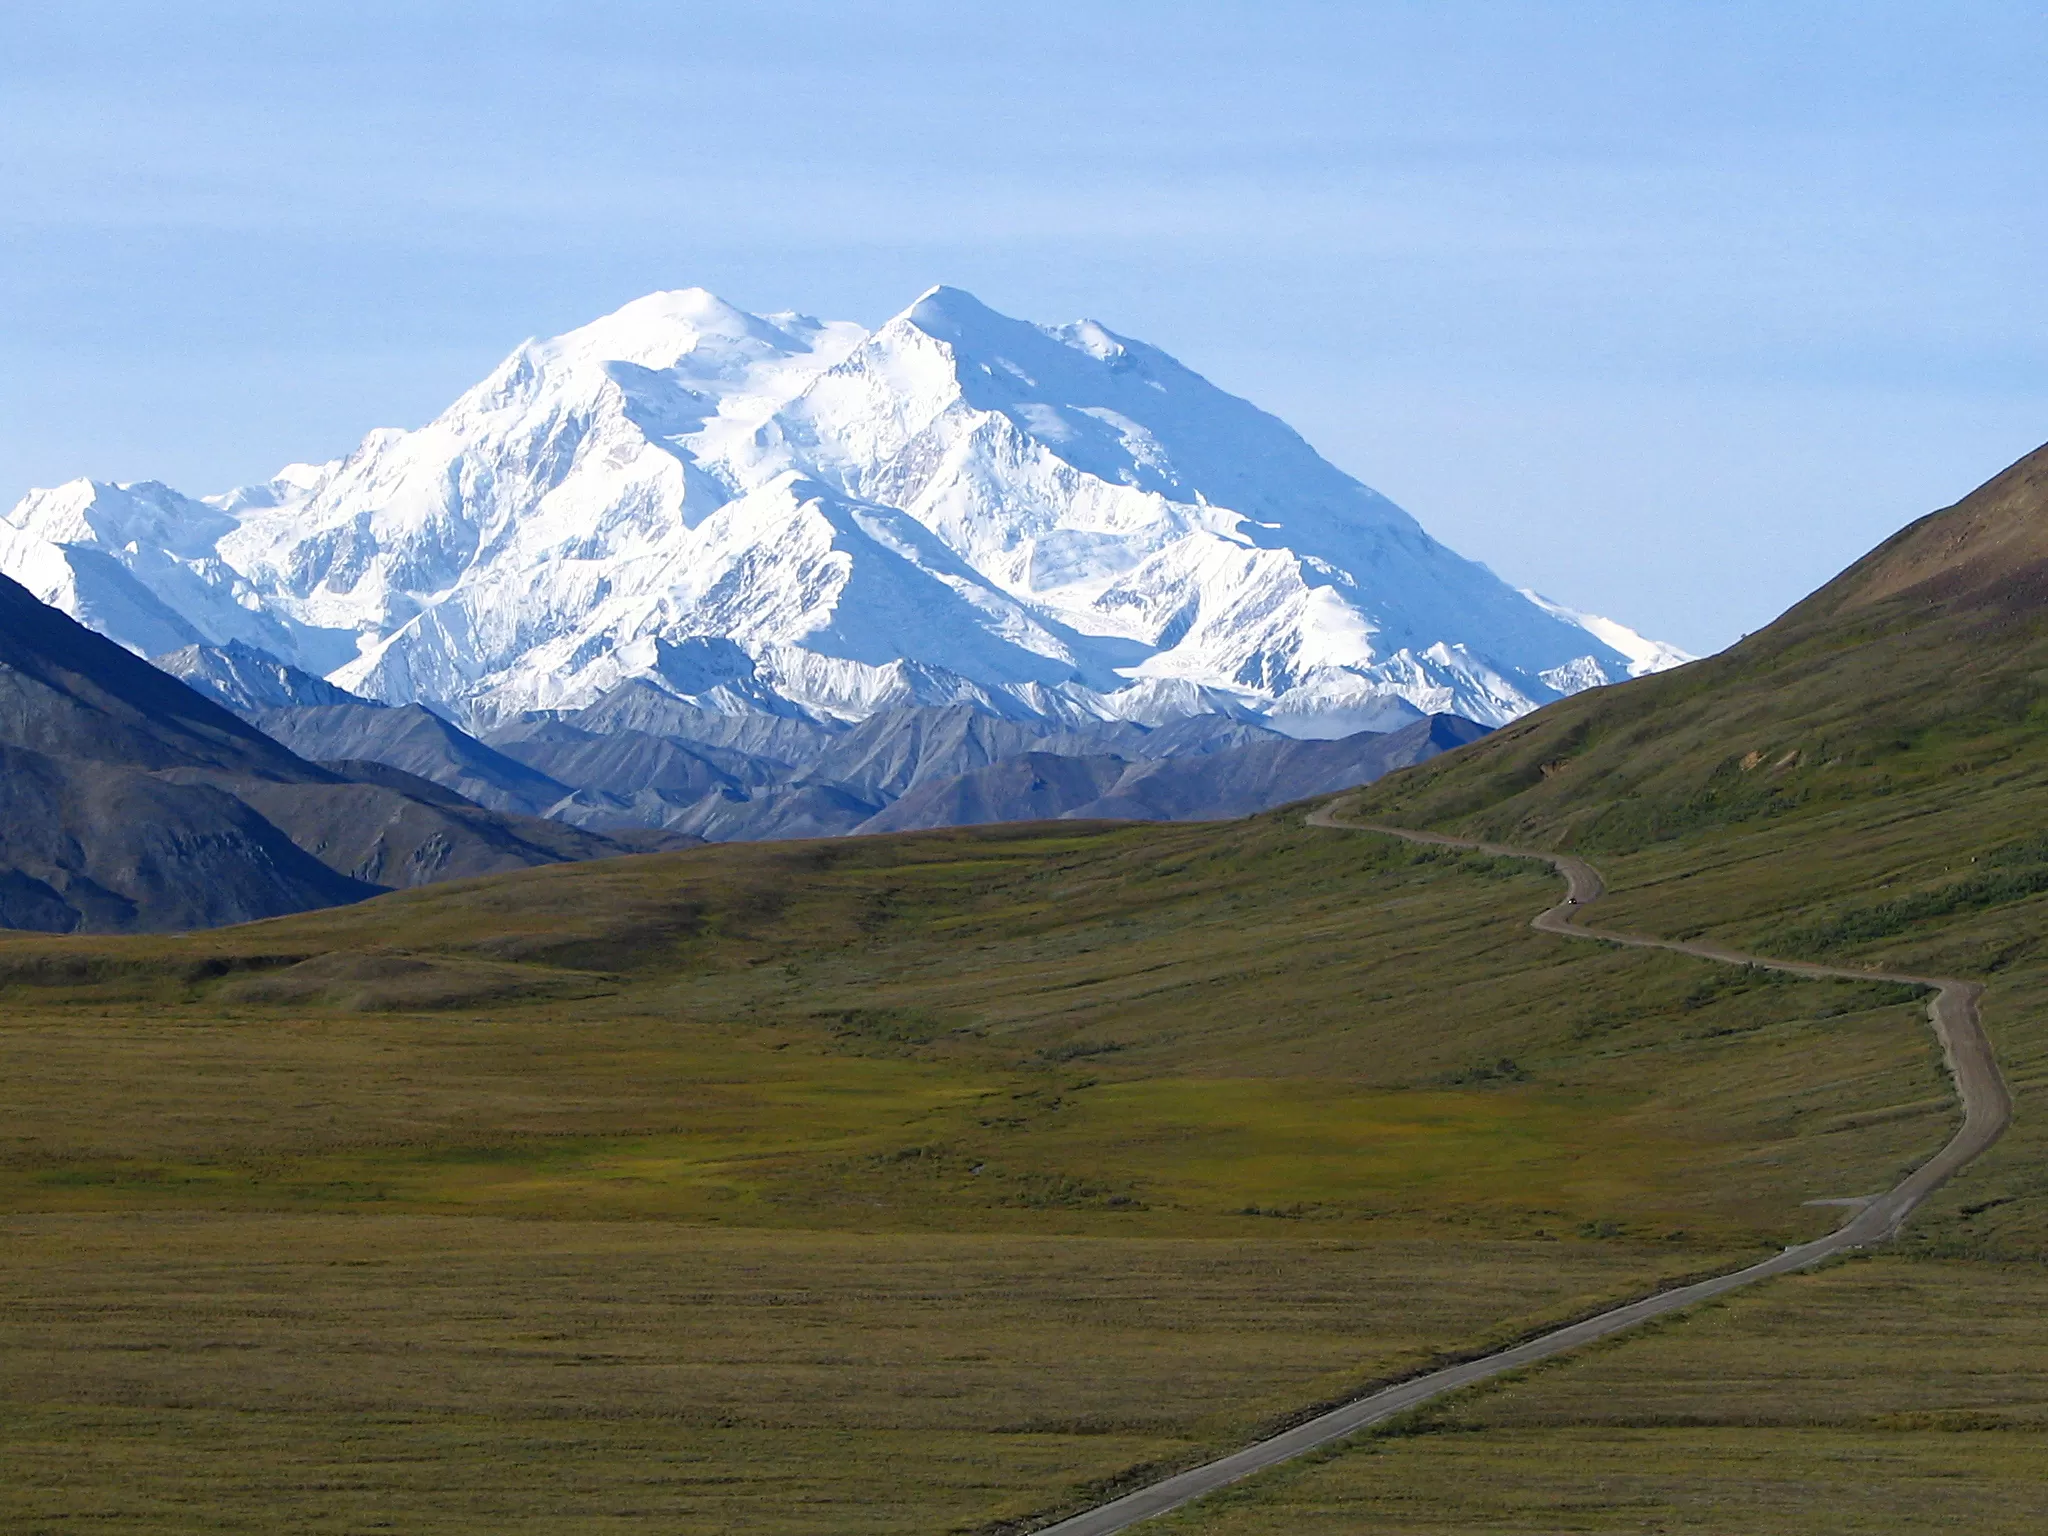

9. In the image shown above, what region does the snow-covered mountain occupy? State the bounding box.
[0,285,1686,733]
[155,638,377,714]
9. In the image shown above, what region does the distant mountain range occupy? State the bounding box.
[0,285,1685,737]
[0,570,1489,930]
[160,635,1491,844]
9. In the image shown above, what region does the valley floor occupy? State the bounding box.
[0,809,2042,1531]
[1147,1255,2048,1535]
[0,1216,1683,1535]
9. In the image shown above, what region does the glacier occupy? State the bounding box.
[0,284,1687,733]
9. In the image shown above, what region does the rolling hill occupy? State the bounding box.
[1337,441,2048,1269]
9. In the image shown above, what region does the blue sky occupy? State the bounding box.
[4,1,2045,654]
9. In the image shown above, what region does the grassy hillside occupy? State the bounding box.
[1354,441,2048,853]
[1171,444,2048,1532]
[0,806,1971,1533]
[1345,441,2048,1263]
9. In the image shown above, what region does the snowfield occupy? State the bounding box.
[0,285,1686,733]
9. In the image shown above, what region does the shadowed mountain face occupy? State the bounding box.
[0,573,687,932]
[155,639,372,713]
[252,703,577,818]
[212,774,671,888]
[1353,441,2048,849]
[0,571,320,777]
[0,742,372,932]
[855,715,1490,833]
[0,572,374,929]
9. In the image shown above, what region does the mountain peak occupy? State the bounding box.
[539,286,835,374]
[898,284,1022,347]
[898,289,1137,375]
[1,284,1685,733]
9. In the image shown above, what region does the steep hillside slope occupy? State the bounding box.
[0,574,678,931]
[0,573,376,928]
[0,570,322,777]
[1356,441,2048,851]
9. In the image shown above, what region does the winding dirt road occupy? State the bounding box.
[1033,804,2012,1536]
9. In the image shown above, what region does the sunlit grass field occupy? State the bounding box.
[0,1217,1687,1535]
[0,818,1954,1243]
[1148,1254,2048,1535]
[1176,729,2048,1530]
[0,809,1987,1531]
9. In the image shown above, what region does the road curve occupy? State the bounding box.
[1032,803,2012,1536]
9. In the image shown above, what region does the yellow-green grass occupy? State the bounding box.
[1434,759,2048,1262]
[0,1215,1695,1535]
[0,812,1994,1529]
[0,817,1953,1246]
[1333,462,2048,1265]
[1151,1254,2048,1534]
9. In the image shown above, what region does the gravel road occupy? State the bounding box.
[1031,804,2012,1536]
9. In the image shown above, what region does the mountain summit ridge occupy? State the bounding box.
[0,285,1685,732]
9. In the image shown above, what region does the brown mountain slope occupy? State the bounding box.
[0,570,322,778]
[1352,440,2048,850]
[1817,440,2048,617]
[0,573,677,931]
